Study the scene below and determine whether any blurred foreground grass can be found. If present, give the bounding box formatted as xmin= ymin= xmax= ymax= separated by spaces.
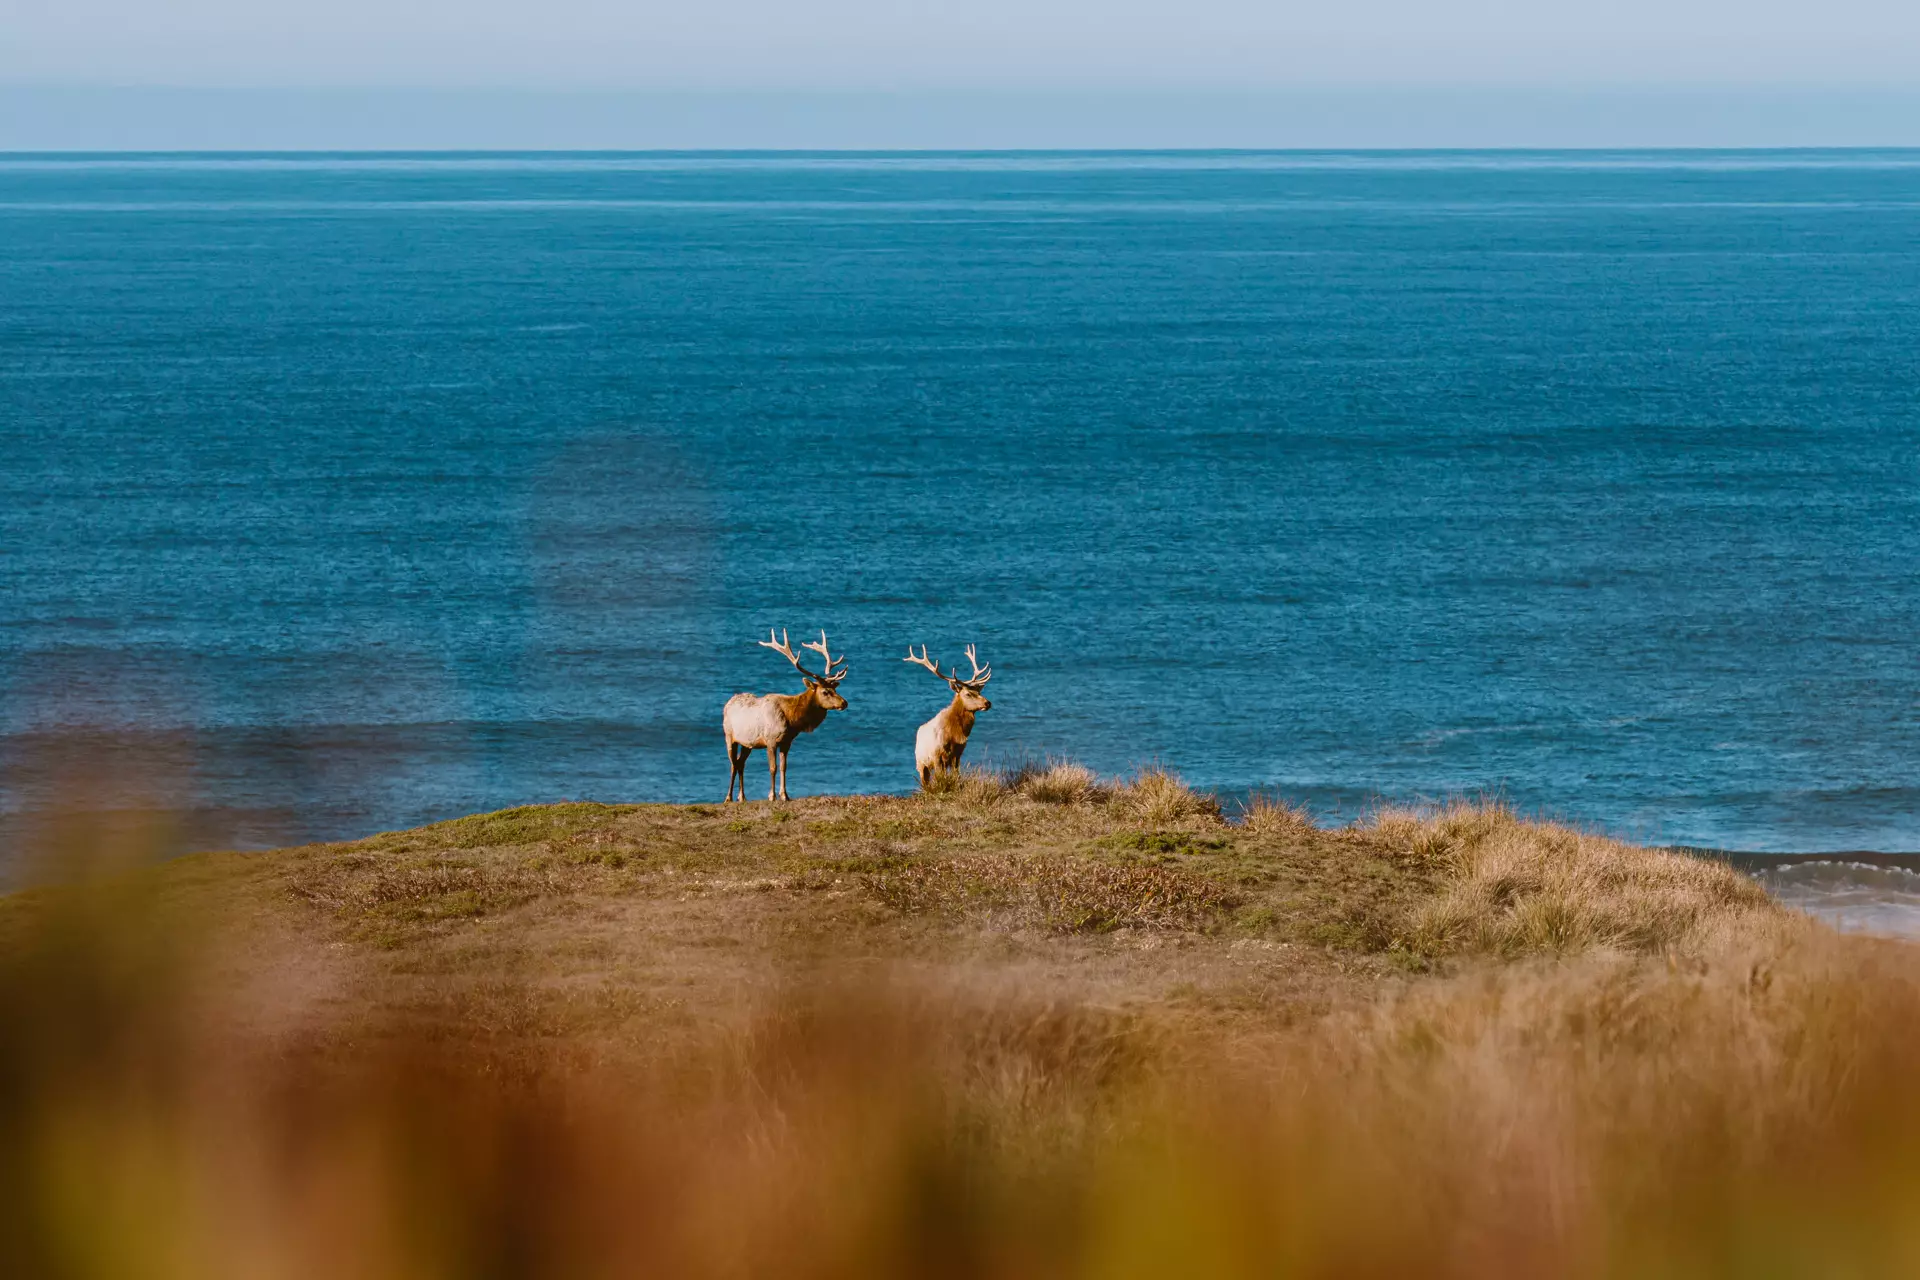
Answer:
xmin=5 ymin=767 xmax=1920 ymax=1277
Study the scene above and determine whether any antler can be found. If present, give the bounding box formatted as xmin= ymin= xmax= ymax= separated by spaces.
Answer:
xmin=758 ymin=628 xmax=821 ymax=680
xmin=801 ymin=630 xmax=849 ymax=684
xmin=903 ymin=644 xmax=944 ymax=675
xmin=960 ymin=643 xmax=992 ymax=687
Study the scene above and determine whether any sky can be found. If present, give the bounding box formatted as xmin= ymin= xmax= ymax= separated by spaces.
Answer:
xmin=4 ymin=0 xmax=1920 ymax=146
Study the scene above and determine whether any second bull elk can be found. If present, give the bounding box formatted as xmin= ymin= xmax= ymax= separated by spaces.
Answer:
xmin=724 ymin=629 xmax=849 ymax=802
xmin=903 ymin=643 xmax=993 ymax=787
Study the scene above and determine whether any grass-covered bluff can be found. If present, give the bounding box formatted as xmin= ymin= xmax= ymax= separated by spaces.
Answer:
xmin=279 ymin=768 xmax=1779 ymax=961
xmin=234 ymin=763 xmax=1786 ymax=1059
xmin=10 ymin=764 xmax=1917 ymax=1279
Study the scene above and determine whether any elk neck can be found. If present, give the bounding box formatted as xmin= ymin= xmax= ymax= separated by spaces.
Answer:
xmin=781 ymin=686 xmax=832 ymax=733
xmin=945 ymin=692 xmax=977 ymax=738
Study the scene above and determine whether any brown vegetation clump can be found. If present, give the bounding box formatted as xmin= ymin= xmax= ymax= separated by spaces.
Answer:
xmin=1238 ymin=791 xmax=1316 ymax=837
xmin=917 ymin=763 xmax=1013 ymax=806
xmin=1009 ymin=759 xmax=1106 ymax=806
xmin=1109 ymin=766 xmax=1223 ymax=826
xmin=1372 ymin=801 xmax=1786 ymax=960
xmin=917 ymin=760 xmax=1216 ymax=819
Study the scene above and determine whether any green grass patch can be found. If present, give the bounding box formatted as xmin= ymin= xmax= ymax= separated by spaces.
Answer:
xmin=404 ymin=803 xmax=630 ymax=850
xmin=1094 ymin=831 xmax=1231 ymax=857
xmin=866 ymin=852 xmax=1238 ymax=935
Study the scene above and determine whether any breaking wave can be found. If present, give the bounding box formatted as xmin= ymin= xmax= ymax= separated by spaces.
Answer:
xmin=1751 ymin=858 xmax=1920 ymax=940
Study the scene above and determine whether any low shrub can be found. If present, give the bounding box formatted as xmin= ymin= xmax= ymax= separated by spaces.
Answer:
xmin=918 ymin=764 xmax=1009 ymax=806
xmin=1110 ymin=767 xmax=1222 ymax=825
xmin=1238 ymin=792 xmax=1315 ymax=836
xmin=1010 ymin=759 xmax=1106 ymax=805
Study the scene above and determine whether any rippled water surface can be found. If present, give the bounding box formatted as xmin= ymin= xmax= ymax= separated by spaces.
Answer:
xmin=5 ymin=151 xmax=1920 ymax=856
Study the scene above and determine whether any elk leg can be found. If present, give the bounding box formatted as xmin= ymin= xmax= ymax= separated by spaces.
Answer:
xmin=726 ymin=743 xmax=743 ymax=802
xmin=778 ymin=745 xmax=791 ymax=802
xmin=766 ymin=745 xmax=779 ymax=802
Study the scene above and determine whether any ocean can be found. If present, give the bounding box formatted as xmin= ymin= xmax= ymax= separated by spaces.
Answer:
xmin=5 ymin=151 xmax=1920 ymax=924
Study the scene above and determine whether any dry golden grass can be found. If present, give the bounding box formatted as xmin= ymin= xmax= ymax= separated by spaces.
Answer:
xmin=867 ymin=851 xmax=1238 ymax=934
xmin=4 ymin=790 xmax=1913 ymax=1278
xmin=1108 ymin=766 xmax=1223 ymax=825
xmin=1237 ymin=791 xmax=1316 ymax=837
xmin=1010 ymin=759 xmax=1106 ymax=805
xmin=1369 ymin=800 xmax=1787 ymax=959
xmin=920 ymin=761 xmax=1220 ymax=827
xmin=916 ymin=762 xmax=1013 ymax=805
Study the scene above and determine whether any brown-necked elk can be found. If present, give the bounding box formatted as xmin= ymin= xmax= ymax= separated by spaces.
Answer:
xmin=724 ymin=629 xmax=850 ymax=802
xmin=903 ymin=643 xmax=993 ymax=787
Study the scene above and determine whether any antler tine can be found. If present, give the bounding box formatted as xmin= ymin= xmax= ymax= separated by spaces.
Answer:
xmin=903 ymin=644 xmax=945 ymax=678
xmin=758 ymin=627 xmax=820 ymax=679
xmin=963 ymin=643 xmax=992 ymax=685
xmin=802 ymin=629 xmax=847 ymax=682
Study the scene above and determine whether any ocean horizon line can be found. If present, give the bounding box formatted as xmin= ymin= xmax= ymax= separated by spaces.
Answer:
xmin=9 ymin=145 xmax=1920 ymax=157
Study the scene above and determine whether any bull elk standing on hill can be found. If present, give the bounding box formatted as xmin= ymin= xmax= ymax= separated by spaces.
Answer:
xmin=724 ymin=629 xmax=850 ymax=802
xmin=903 ymin=643 xmax=993 ymax=787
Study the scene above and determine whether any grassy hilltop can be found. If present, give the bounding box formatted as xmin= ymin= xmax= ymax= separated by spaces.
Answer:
xmin=6 ymin=765 xmax=1920 ymax=1277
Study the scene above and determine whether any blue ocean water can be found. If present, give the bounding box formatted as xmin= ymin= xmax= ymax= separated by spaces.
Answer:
xmin=4 ymin=151 xmax=1920 ymax=856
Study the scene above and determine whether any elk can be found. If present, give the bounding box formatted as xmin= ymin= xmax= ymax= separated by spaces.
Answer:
xmin=903 ymin=643 xmax=993 ymax=787
xmin=724 ymin=629 xmax=850 ymax=802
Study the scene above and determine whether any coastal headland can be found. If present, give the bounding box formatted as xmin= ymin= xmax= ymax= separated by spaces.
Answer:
xmin=5 ymin=765 xmax=1919 ymax=1276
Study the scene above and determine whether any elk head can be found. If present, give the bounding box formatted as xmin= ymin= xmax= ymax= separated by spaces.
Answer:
xmin=760 ymin=628 xmax=850 ymax=709
xmin=903 ymin=642 xmax=992 ymax=711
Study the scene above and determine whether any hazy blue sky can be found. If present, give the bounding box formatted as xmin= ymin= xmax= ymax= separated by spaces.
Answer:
xmin=9 ymin=0 xmax=1920 ymax=88
xmin=4 ymin=0 xmax=1919 ymax=146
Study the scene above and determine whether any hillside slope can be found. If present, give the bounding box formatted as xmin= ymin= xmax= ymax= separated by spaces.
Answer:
xmin=79 ymin=770 xmax=1782 ymax=1064
xmin=7 ymin=772 xmax=1915 ymax=1278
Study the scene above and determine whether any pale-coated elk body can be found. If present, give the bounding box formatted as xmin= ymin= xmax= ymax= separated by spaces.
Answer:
xmin=903 ymin=643 xmax=993 ymax=787
xmin=724 ymin=629 xmax=849 ymax=802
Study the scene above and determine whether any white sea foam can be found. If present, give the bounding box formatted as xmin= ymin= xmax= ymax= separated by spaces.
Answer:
xmin=1752 ymin=861 xmax=1920 ymax=941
